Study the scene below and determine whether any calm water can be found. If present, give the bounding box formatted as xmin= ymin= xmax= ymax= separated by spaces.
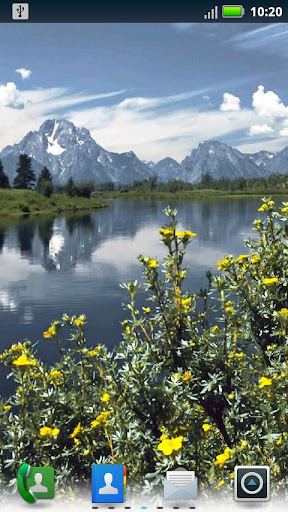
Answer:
xmin=0 ymin=197 xmax=278 ymax=394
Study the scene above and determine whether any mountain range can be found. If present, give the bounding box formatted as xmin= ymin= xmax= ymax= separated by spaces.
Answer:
xmin=1 ymin=119 xmax=288 ymax=185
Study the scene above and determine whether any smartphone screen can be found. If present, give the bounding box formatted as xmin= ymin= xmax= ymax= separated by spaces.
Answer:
xmin=0 ymin=2 xmax=287 ymax=509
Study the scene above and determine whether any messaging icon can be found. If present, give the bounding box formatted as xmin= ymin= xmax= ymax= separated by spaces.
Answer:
xmin=163 ymin=467 xmax=198 ymax=501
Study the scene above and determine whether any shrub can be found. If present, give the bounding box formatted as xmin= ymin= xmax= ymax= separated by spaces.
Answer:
xmin=0 ymin=199 xmax=287 ymax=499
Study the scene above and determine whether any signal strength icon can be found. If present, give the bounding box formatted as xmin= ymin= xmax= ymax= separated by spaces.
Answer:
xmin=203 ymin=5 xmax=218 ymax=19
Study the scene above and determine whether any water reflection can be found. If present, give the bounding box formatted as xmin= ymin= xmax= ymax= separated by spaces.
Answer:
xmin=0 ymin=196 xmax=279 ymax=393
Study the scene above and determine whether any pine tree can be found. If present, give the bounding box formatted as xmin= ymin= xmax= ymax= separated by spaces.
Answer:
xmin=36 ymin=167 xmax=53 ymax=197
xmin=65 ymin=177 xmax=77 ymax=197
xmin=13 ymin=154 xmax=36 ymax=190
xmin=0 ymin=160 xmax=10 ymax=189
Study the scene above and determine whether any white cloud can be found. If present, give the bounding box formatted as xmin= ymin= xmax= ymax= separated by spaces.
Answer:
xmin=0 ymin=82 xmax=24 ymax=109
xmin=249 ymin=124 xmax=274 ymax=136
xmin=203 ymin=95 xmax=210 ymax=101
xmin=279 ymin=128 xmax=288 ymax=136
xmin=15 ymin=68 xmax=32 ymax=80
xmin=220 ymin=93 xmax=240 ymax=112
xmin=252 ymin=85 xmax=288 ymax=120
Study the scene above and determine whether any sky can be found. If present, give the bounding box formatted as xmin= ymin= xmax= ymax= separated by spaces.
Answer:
xmin=1 ymin=23 xmax=288 ymax=162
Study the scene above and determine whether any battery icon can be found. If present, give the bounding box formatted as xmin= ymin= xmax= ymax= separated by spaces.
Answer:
xmin=222 ymin=5 xmax=245 ymax=18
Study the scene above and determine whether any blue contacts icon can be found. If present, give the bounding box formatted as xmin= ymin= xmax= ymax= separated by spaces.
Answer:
xmin=92 ymin=464 xmax=126 ymax=503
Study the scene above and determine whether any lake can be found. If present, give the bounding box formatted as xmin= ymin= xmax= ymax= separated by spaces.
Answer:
xmin=0 ymin=196 xmax=276 ymax=394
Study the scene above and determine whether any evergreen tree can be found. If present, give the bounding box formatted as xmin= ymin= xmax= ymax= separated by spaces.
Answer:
xmin=13 ymin=154 xmax=36 ymax=190
xmin=36 ymin=167 xmax=53 ymax=197
xmin=0 ymin=160 xmax=9 ymax=189
xmin=65 ymin=177 xmax=77 ymax=197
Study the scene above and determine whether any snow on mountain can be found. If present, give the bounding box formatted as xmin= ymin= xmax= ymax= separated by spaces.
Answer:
xmin=178 ymin=140 xmax=267 ymax=183
xmin=0 ymin=119 xmax=153 ymax=185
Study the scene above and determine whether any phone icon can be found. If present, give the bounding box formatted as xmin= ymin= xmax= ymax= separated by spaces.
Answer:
xmin=17 ymin=463 xmax=55 ymax=503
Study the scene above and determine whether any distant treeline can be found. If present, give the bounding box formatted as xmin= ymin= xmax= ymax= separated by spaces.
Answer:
xmin=95 ymin=172 xmax=288 ymax=193
xmin=0 ymin=154 xmax=95 ymax=198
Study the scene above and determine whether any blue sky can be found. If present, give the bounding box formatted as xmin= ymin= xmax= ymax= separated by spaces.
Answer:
xmin=1 ymin=23 xmax=288 ymax=161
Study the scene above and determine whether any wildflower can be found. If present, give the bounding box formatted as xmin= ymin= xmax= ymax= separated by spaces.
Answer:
xmin=74 ymin=438 xmax=81 ymax=446
xmin=83 ymin=449 xmax=90 ymax=456
xmin=225 ymin=301 xmax=235 ymax=315
xmin=43 ymin=326 xmax=56 ymax=338
xmin=240 ymin=440 xmax=248 ymax=450
xmin=211 ymin=325 xmax=220 ymax=333
xmin=175 ymin=230 xmax=196 ymax=241
xmin=88 ymin=346 xmax=101 ymax=357
xmin=217 ymin=257 xmax=233 ymax=271
xmin=276 ymin=308 xmax=288 ymax=320
xmin=182 ymin=296 xmax=192 ymax=312
xmin=251 ymin=255 xmax=261 ymax=264
xmin=281 ymin=205 xmax=288 ymax=212
xmin=49 ymin=370 xmax=64 ymax=384
xmin=12 ymin=354 xmax=36 ymax=367
xmin=157 ymin=436 xmax=183 ymax=456
xmin=147 ymin=259 xmax=158 ymax=269
xmin=125 ymin=326 xmax=131 ymax=334
xmin=214 ymin=447 xmax=231 ymax=468
xmin=142 ymin=307 xmax=151 ymax=314
xmin=70 ymin=422 xmax=83 ymax=439
xmin=259 ymin=376 xmax=272 ymax=389
xmin=262 ymin=277 xmax=278 ymax=285
xmin=228 ymin=393 xmax=234 ymax=400
xmin=258 ymin=200 xmax=274 ymax=212
xmin=62 ymin=314 xmax=71 ymax=323
xmin=183 ymin=371 xmax=192 ymax=382
xmin=74 ymin=315 xmax=85 ymax=327
xmin=159 ymin=228 xmax=173 ymax=237
xmin=266 ymin=344 xmax=277 ymax=351
xmin=215 ymin=480 xmax=225 ymax=488
xmin=276 ymin=437 xmax=282 ymax=446
xmin=228 ymin=352 xmax=244 ymax=359
xmin=102 ymin=393 xmax=110 ymax=403
xmin=39 ymin=427 xmax=60 ymax=437
xmin=236 ymin=254 xmax=249 ymax=263
xmin=91 ymin=411 xmax=112 ymax=428
xmin=3 ymin=405 xmax=11 ymax=411
xmin=190 ymin=342 xmax=196 ymax=347
xmin=202 ymin=423 xmax=212 ymax=432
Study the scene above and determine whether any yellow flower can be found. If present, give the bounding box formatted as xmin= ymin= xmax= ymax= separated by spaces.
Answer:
xmin=12 ymin=354 xmax=36 ymax=367
xmin=251 ymin=255 xmax=261 ymax=264
xmin=102 ymin=393 xmax=110 ymax=403
xmin=125 ymin=326 xmax=131 ymax=334
xmin=91 ymin=411 xmax=112 ymax=428
xmin=202 ymin=423 xmax=212 ymax=432
xmin=74 ymin=438 xmax=81 ymax=446
xmin=83 ymin=448 xmax=90 ymax=456
xmin=142 ymin=307 xmax=151 ymax=314
xmin=182 ymin=297 xmax=192 ymax=312
xmin=266 ymin=344 xmax=277 ymax=351
xmin=74 ymin=315 xmax=85 ymax=327
xmin=158 ymin=228 xmax=173 ymax=237
xmin=183 ymin=371 xmax=192 ymax=382
xmin=276 ymin=437 xmax=282 ymax=445
xmin=190 ymin=342 xmax=196 ymax=347
xmin=88 ymin=346 xmax=101 ymax=357
xmin=49 ymin=370 xmax=64 ymax=384
xmin=262 ymin=277 xmax=278 ymax=285
xmin=43 ymin=326 xmax=56 ymax=338
xmin=173 ymin=373 xmax=181 ymax=378
xmin=147 ymin=259 xmax=158 ymax=269
xmin=39 ymin=427 xmax=60 ymax=437
xmin=240 ymin=440 xmax=248 ymax=450
xmin=182 ymin=230 xmax=196 ymax=238
xmin=215 ymin=480 xmax=225 ymax=488
xmin=3 ymin=405 xmax=12 ymax=411
xmin=259 ymin=376 xmax=272 ymax=389
xmin=228 ymin=393 xmax=234 ymax=400
xmin=157 ymin=436 xmax=183 ymax=456
xmin=281 ymin=205 xmax=288 ymax=212
xmin=214 ymin=447 xmax=231 ymax=468
xmin=236 ymin=254 xmax=249 ymax=263
xmin=211 ymin=325 xmax=220 ymax=333
xmin=258 ymin=200 xmax=274 ymax=212
xmin=70 ymin=422 xmax=83 ymax=439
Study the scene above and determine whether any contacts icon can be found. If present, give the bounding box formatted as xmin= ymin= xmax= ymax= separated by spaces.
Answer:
xmin=92 ymin=464 xmax=126 ymax=503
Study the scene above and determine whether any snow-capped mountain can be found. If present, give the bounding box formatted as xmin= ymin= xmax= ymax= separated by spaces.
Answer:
xmin=152 ymin=157 xmax=181 ymax=181
xmin=2 ymin=119 xmax=288 ymax=185
xmin=177 ymin=141 xmax=265 ymax=183
xmin=0 ymin=119 xmax=153 ymax=185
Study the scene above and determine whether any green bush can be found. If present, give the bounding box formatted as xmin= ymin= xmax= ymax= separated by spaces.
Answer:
xmin=0 ymin=199 xmax=287 ymax=499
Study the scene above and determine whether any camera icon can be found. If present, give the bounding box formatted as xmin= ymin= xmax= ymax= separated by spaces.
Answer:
xmin=234 ymin=466 xmax=270 ymax=502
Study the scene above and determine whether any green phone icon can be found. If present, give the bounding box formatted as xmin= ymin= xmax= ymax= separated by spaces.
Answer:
xmin=17 ymin=463 xmax=55 ymax=503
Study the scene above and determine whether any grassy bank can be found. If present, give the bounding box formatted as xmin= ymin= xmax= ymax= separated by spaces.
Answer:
xmin=0 ymin=189 xmax=107 ymax=216
xmin=97 ymin=188 xmax=288 ymax=200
